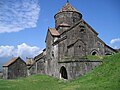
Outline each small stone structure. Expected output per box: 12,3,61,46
3,57,27,79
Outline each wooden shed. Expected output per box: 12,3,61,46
3,57,27,79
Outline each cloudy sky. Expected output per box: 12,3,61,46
0,0,120,64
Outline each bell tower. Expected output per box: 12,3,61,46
54,1,82,32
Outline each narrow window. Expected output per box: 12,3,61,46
79,25,85,33
52,51,54,57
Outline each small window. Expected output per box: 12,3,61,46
52,51,54,57
73,17,76,22
79,25,85,33
80,25,85,28
80,29,85,32
79,45,81,48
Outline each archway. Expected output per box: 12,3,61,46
92,51,97,55
105,53,112,55
60,66,68,79
91,50,99,56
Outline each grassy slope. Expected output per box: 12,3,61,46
0,53,120,90
64,53,120,90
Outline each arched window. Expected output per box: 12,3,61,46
91,50,99,55
52,51,54,57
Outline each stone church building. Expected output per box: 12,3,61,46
27,2,116,80
3,2,117,80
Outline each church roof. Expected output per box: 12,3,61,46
3,57,21,67
58,2,79,13
48,28,60,36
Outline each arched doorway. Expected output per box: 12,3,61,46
60,66,68,79
92,51,97,55
91,50,99,56
105,53,112,55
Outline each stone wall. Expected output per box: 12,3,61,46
58,60,102,80
0,71,3,79
54,12,82,29
26,2,116,80
42,58,102,80
27,63,36,75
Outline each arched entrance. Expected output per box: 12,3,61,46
92,51,97,55
60,66,68,79
105,53,112,55
91,50,99,56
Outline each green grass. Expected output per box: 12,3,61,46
0,53,120,90
86,55,103,60
63,55,103,60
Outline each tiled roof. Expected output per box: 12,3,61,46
58,2,78,13
3,57,18,67
48,28,60,36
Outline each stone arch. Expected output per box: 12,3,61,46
60,66,68,79
91,49,99,55
105,53,112,55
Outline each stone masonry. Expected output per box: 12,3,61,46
27,2,117,80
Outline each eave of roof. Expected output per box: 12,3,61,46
105,44,117,53
48,28,60,37
3,57,19,67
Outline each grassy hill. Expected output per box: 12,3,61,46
0,53,120,90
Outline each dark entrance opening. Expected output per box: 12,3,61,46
92,51,97,55
60,66,68,79
105,53,112,55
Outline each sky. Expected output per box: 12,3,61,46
0,0,120,66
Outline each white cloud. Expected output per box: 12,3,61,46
0,43,41,59
0,46,14,57
110,38,120,49
0,0,40,33
110,38,120,44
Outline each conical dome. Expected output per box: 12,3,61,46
58,2,79,13
54,2,82,29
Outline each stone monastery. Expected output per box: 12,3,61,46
3,2,117,80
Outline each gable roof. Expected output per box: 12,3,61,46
48,28,60,36
3,57,24,67
82,19,98,35
58,2,79,13
105,44,117,53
